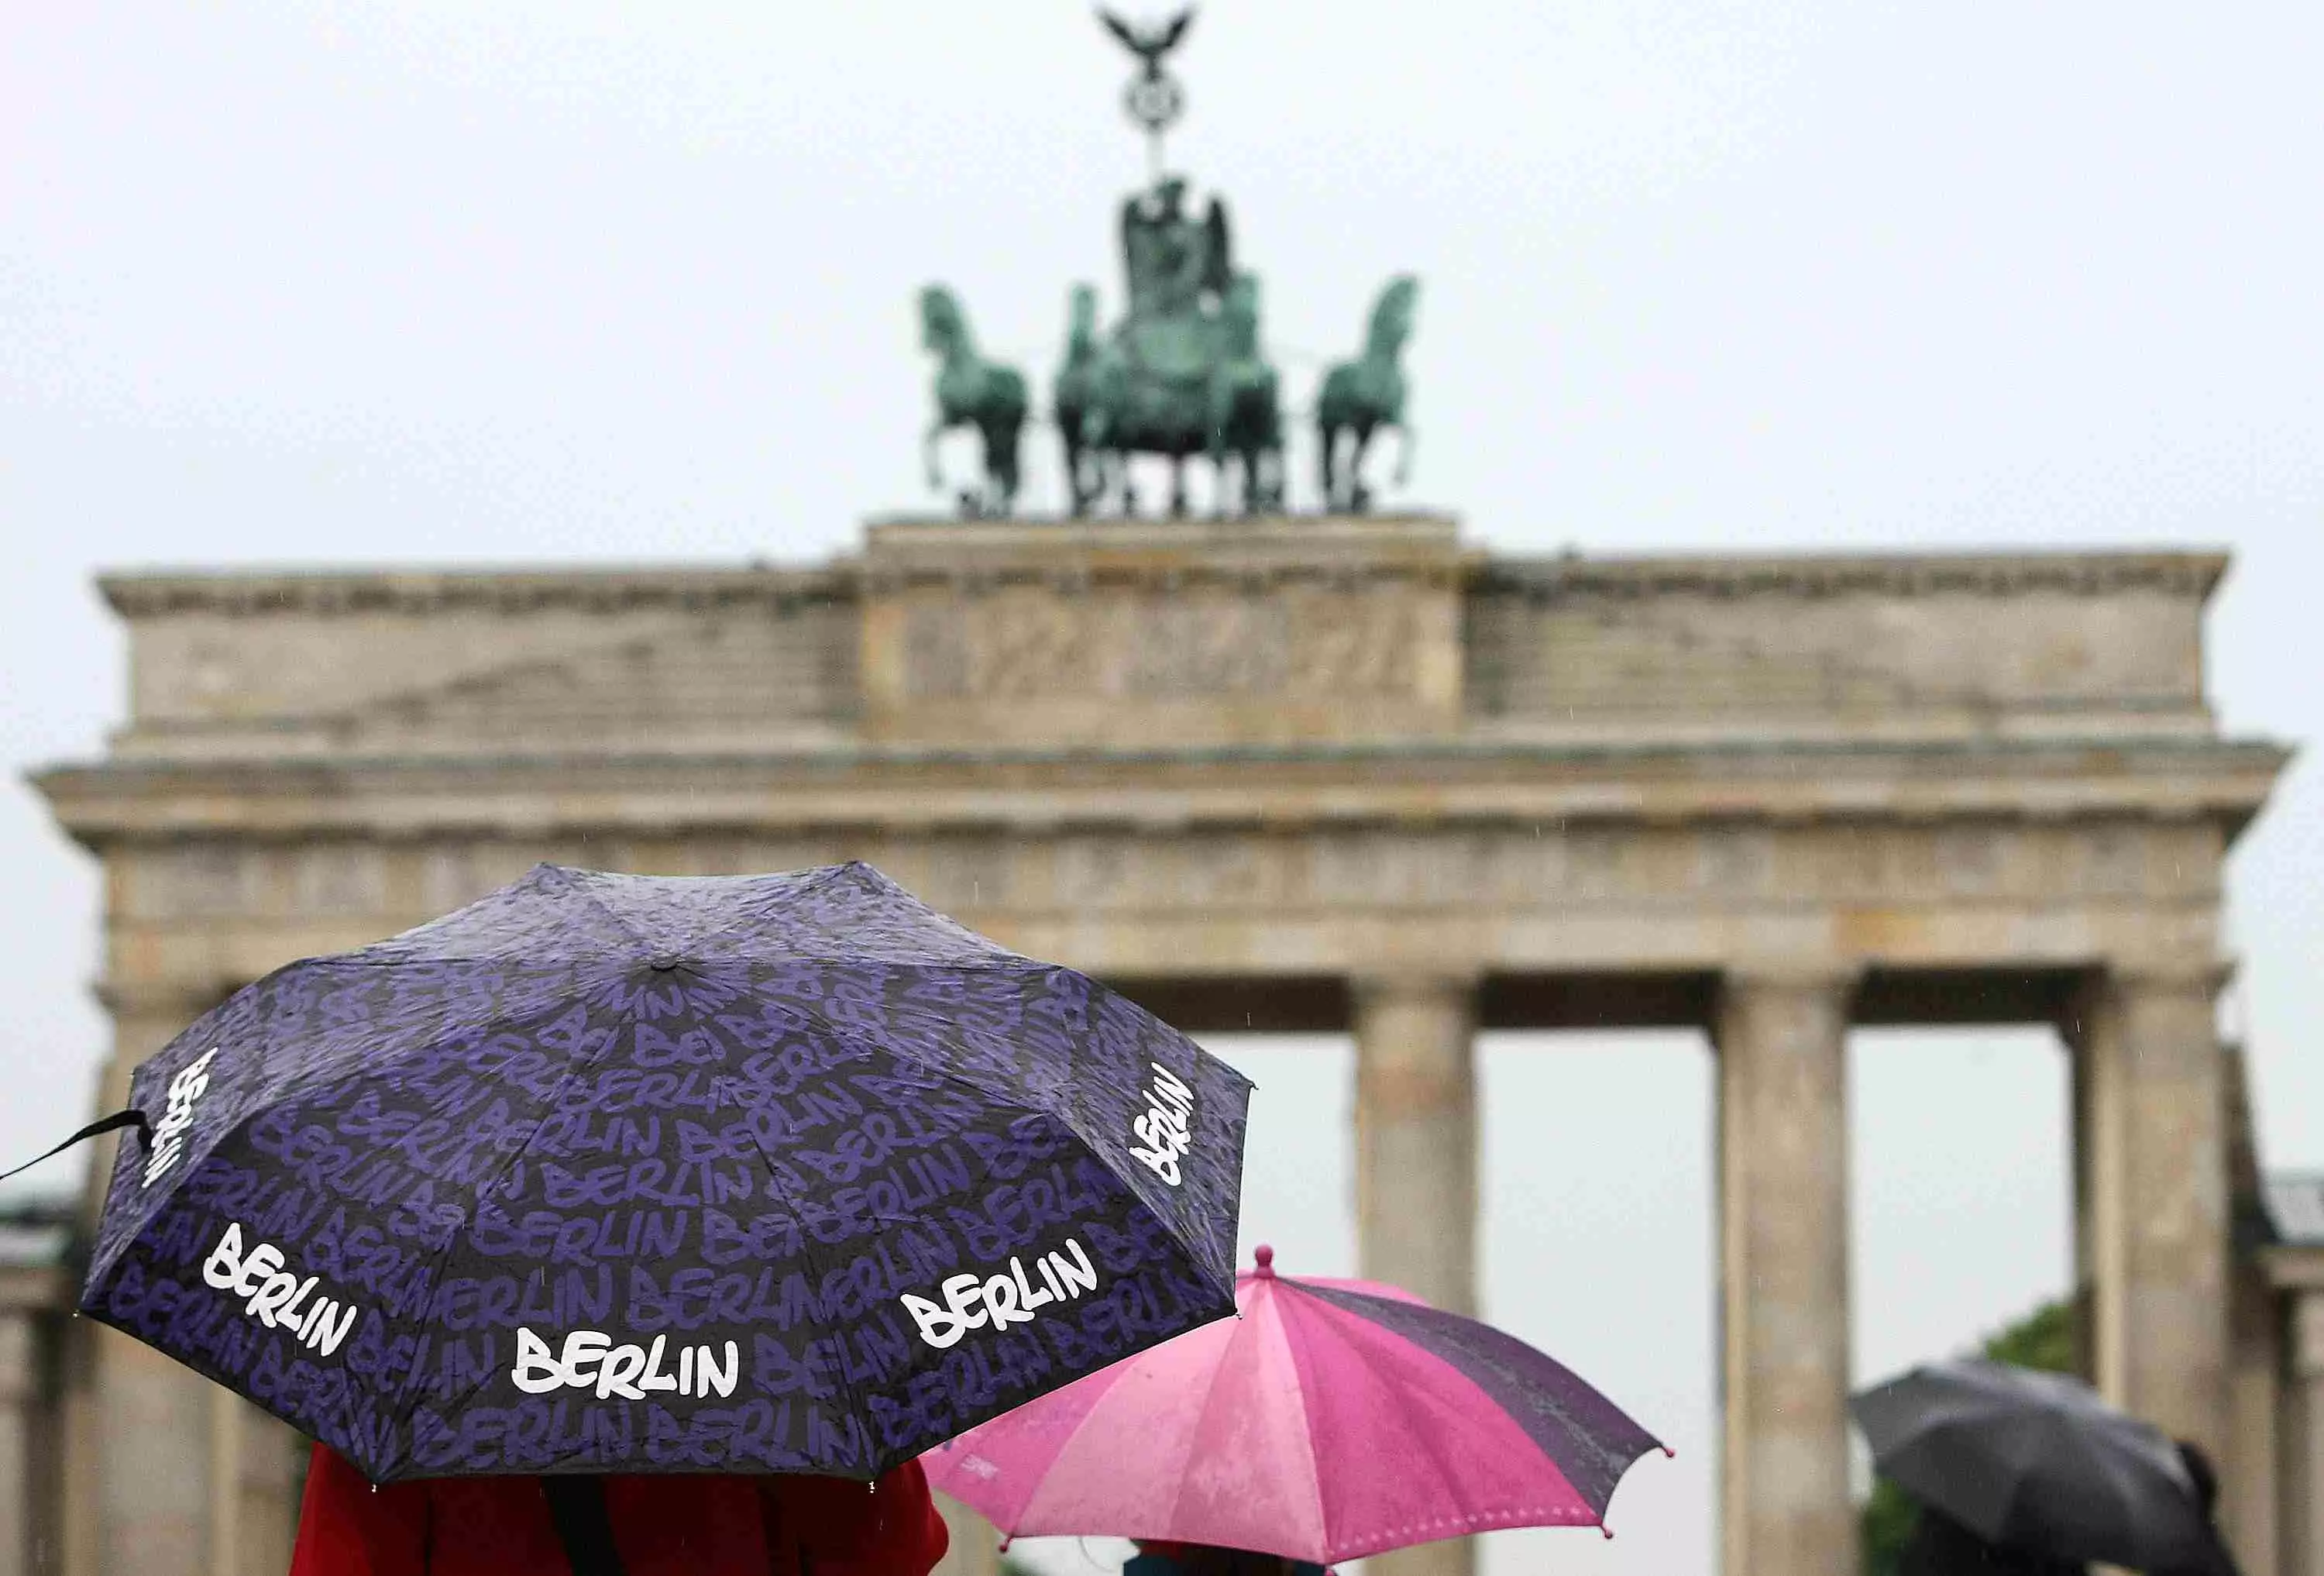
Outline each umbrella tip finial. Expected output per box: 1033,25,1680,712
1253,1244,1274,1275
1662,1446,1676,1458
1600,1526,1613,1540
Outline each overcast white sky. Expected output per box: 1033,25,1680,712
2,5,2319,1572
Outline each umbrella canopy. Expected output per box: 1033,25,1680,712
1851,1357,2212,1571
923,1245,1668,1565
75,862,1252,1484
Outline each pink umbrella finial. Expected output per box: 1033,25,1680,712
1253,1244,1276,1276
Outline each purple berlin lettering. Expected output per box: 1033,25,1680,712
900,1237,1101,1350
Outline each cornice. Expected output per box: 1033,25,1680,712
33,733,2291,779
98,564,858,620
1477,548,2232,603
27,735,2292,844
92,541,2232,619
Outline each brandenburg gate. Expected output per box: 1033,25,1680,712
19,514,2295,1576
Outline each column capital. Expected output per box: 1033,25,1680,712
0,1309,35,1406
2292,1289,2324,1379
2062,959,2233,1046
93,976,235,1021
1717,957,1863,998
1349,970,1482,1010
2102,955,2237,998
0,1265,65,1316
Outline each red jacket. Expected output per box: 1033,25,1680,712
290,1445,950,1576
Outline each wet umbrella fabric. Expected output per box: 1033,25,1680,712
923,1246,1668,1565
1852,1357,2211,1571
71,862,1252,1485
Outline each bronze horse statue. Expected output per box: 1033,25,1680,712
918,284,1027,516
1317,274,1418,513
1205,272,1284,514
1053,284,1109,516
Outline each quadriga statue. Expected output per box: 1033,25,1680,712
1318,274,1419,514
1207,271,1284,515
1053,284,1110,517
916,284,1028,518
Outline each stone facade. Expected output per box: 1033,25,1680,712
10,515,2309,1575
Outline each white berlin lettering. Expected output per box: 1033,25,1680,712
201,1221,358,1357
143,1048,221,1189
900,1237,1102,1350
1127,1062,1195,1187
511,1328,738,1401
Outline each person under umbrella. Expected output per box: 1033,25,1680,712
2150,1442,2243,1576
1126,1541,1327,1576
2,864,1257,1530
1896,1502,2085,1575
1853,1358,2216,1574
290,1443,948,1576
926,1244,1668,1567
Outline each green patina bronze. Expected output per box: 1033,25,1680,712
916,284,1026,518
919,7,1415,518
1318,275,1420,513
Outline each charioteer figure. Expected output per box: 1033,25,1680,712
917,5,1419,518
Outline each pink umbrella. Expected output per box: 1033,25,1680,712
923,1245,1669,1566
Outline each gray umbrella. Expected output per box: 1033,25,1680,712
1851,1357,2213,1571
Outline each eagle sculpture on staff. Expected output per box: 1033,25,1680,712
1102,6,1197,168
1100,7,1195,74
911,7,1422,518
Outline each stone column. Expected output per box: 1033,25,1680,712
1353,973,1479,1315
0,1297,40,1576
213,1391,302,1576
2284,1290,2324,1576
1716,965,1858,1576
2224,1263,2280,1575
2071,965,2229,1461
930,1492,1002,1576
66,976,222,1576
1353,972,1479,1576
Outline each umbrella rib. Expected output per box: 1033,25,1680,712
563,864,655,956
1168,1305,1263,1535
715,976,1116,1474
1259,1287,1339,1560
385,969,648,1474
655,863,854,961
219,955,625,1113
1274,1283,1491,1558
735,1117,882,1478
741,980,1234,1302
95,954,642,1477
983,1361,1136,1541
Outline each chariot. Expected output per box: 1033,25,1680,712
917,8,1418,518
